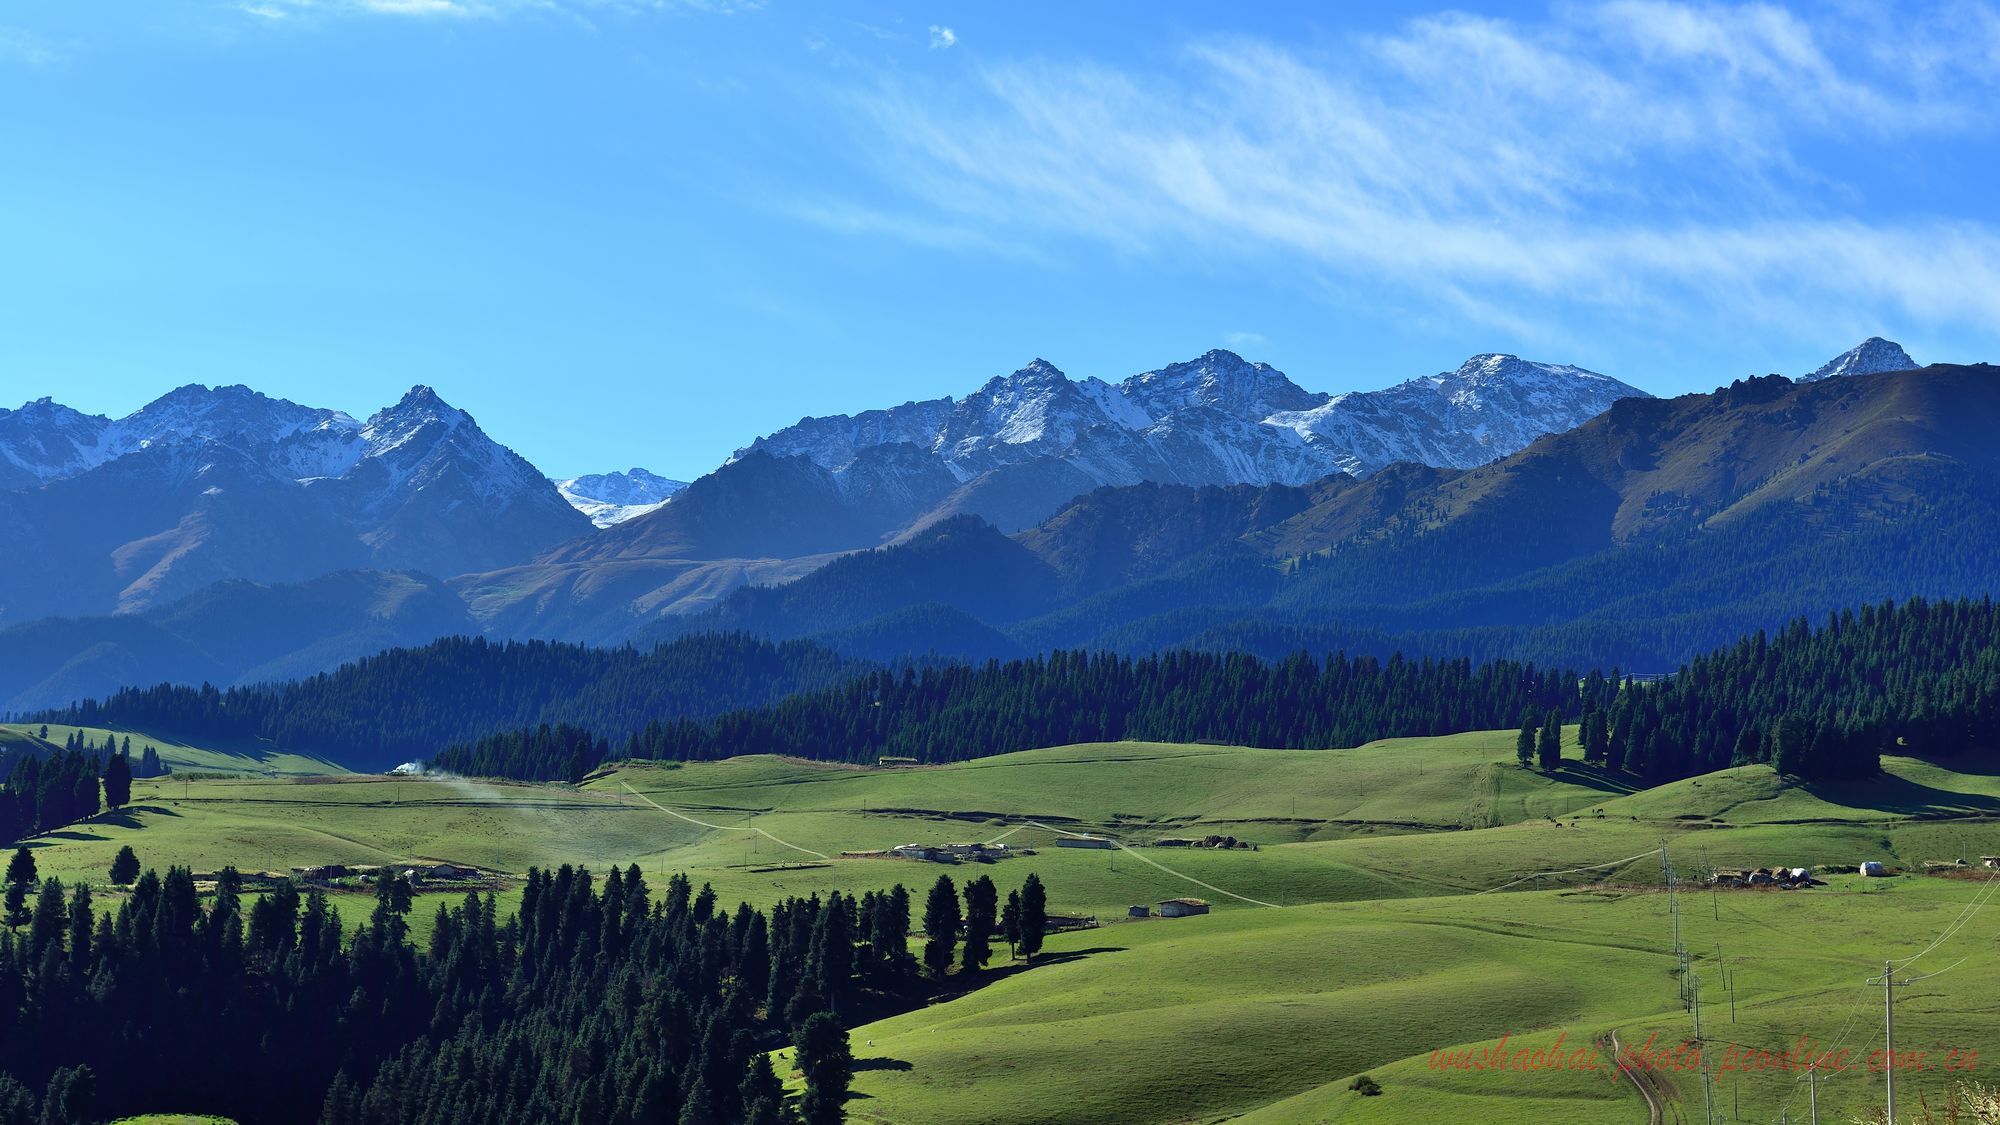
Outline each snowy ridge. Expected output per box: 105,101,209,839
727,346,1658,498
0,382,580,527
1799,337,1917,381
558,468,688,527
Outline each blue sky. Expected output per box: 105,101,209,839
3,1,1998,480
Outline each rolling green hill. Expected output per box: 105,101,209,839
0,722,343,776
10,728,2000,1123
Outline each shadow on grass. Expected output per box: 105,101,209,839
1902,752,2000,779
1547,762,1643,797
94,809,155,830
852,1057,914,1073
1802,770,2000,818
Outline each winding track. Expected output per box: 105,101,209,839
1605,1029,1665,1125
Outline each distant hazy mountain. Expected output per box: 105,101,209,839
557,468,688,527
1,338,1952,701
0,384,590,623
1799,337,1918,381
454,347,1652,641
658,353,2000,671
742,347,1648,492
0,570,479,712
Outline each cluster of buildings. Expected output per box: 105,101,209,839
1710,866,1816,888
880,841,1018,864
1153,835,1249,849
292,861,487,886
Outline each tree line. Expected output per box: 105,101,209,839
1567,598,2000,784
432,648,1585,781
0,731,155,847
30,634,866,772
0,848,1058,1124
435,599,2000,792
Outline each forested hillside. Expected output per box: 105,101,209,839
0,857,1029,1124
433,598,2000,793
435,649,1584,780
33,634,865,772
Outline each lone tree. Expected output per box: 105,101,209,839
921,874,960,978
102,750,133,811
795,1011,852,1125
1538,708,1563,772
4,847,36,929
1516,712,1538,768
1018,873,1047,961
961,875,997,973
108,845,140,886
1001,888,1023,958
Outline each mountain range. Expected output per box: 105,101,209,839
0,338,1960,710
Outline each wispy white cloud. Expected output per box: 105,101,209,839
826,2,2000,339
928,24,956,49
1224,330,1265,348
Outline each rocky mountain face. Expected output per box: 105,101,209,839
1799,337,1918,381
557,468,688,527
741,348,1649,492
0,384,590,623
0,337,1946,699
453,347,1652,640
659,359,2000,673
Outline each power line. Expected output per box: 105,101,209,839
618,782,830,859
1470,847,1661,896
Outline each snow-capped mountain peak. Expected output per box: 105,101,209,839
0,397,112,488
107,384,359,460
558,468,689,527
361,385,468,452
1800,337,1917,382
725,346,1657,532
1119,348,1326,421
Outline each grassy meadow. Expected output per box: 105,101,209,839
10,723,2000,1122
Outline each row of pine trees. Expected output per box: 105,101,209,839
0,849,1058,1124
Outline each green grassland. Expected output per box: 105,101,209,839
1,722,345,776
12,724,2000,1122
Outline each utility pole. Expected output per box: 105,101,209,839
1808,1061,1819,1125
1883,960,1897,1124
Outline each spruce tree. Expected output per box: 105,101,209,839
1515,712,1537,768
961,875,997,973
921,875,960,978
109,846,140,886
1018,873,1047,961
796,1011,851,1125
4,848,34,929
102,750,132,811
1002,889,1022,958
1538,708,1563,771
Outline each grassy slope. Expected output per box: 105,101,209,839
0,722,346,776
13,729,2000,1123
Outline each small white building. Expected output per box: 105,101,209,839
1158,898,1210,918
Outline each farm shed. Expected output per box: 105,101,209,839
1159,898,1210,918
1127,905,1150,918
1055,837,1114,850
1861,861,1889,877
